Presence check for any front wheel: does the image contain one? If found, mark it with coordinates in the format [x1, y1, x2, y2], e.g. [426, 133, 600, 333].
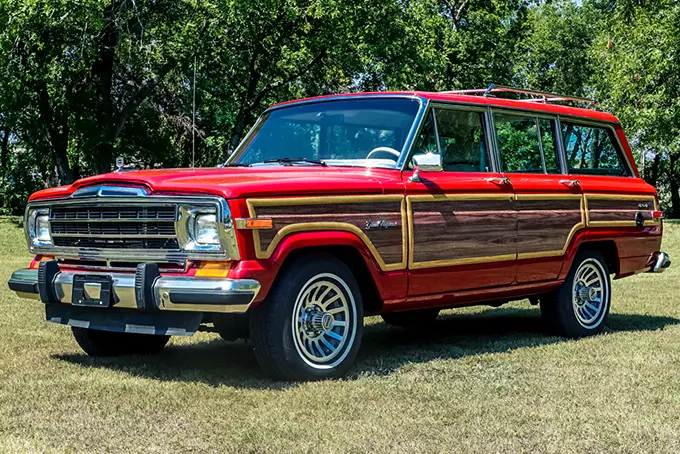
[250, 255, 363, 381]
[540, 250, 611, 337]
[72, 327, 170, 356]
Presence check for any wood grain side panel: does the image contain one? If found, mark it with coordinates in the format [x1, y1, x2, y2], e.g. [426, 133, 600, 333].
[587, 196, 658, 226]
[254, 201, 404, 266]
[516, 198, 583, 255]
[410, 199, 516, 266]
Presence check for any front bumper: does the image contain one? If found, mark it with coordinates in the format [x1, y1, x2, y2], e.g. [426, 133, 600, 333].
[8, 267, 261, 314]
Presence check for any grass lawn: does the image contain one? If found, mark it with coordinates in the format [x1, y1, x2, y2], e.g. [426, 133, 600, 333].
[1, 216, 680, 453]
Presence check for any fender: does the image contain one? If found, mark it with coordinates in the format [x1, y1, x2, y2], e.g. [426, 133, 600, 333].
[558, 226, 662, 280]
[229, 230, 407, 305]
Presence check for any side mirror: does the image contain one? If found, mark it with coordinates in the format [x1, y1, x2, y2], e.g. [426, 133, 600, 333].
[412, 153, 443, 172]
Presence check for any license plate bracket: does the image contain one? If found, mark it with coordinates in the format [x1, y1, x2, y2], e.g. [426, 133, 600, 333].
[71, 275, 113, 308]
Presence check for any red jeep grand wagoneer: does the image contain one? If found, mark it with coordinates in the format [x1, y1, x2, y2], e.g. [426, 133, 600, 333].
[8, 87, 670, 380]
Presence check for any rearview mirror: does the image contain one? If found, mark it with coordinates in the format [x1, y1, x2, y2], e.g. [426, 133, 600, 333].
[412, 153, 443, 172]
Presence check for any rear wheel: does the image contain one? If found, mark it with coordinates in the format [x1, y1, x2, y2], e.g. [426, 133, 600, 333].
[540, 250, 611, 337]
[250, 254, 363, 381]
[382, 308, 440, 328]
[72, 327, 170, 356]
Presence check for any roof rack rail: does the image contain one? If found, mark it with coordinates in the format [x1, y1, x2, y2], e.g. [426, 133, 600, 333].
[442, 84, 599, 107]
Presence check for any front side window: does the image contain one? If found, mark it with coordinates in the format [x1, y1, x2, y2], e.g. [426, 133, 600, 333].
[435, 109, 490, 172]
[561, 122, 630, 176]
[234, 98, 420, 168]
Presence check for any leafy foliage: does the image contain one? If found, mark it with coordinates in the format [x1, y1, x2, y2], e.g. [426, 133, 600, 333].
[1, 0, 680, 215]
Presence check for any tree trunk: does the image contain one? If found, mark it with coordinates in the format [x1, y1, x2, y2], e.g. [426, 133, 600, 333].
[648, 152, 662, 188]
[1, 128, 9, 177]
[226, 109, 253, 160]
[35, 81, 73, 185]
[669, 154, 680, 218]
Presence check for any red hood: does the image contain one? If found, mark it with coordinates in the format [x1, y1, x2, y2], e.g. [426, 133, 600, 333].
[29, 166, 404, 201]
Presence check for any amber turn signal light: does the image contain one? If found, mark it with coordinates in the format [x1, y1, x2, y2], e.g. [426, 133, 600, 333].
[29, 255, 55, 269]
[235, 218, 273, 229]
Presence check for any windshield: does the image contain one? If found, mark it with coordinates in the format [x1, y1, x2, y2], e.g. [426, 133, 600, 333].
[232, 98, 421, 168]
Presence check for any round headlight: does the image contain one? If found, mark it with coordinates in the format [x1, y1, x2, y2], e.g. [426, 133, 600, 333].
[193, 213, 219, 245]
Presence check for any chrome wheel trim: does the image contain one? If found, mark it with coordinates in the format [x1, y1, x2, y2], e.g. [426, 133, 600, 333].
[572, 258, 609, 329]
[291, 273, 357, 370]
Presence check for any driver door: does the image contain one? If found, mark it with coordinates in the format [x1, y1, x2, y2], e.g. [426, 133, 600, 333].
[406, 106, 517, 297]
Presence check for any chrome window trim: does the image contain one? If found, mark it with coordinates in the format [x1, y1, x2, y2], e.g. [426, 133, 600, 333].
[226, 94, 426, 170]
[25, 194, 240, 262]
[554, 116, 569, 174]
[398, 98, 431, 171]
[535, 118, 548, 174]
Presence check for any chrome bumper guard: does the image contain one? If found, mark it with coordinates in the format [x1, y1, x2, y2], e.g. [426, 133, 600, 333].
[651, 252, 671, 273]
[7, 267, 261, 314]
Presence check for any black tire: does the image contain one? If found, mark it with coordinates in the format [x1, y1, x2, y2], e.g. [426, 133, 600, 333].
[249, 254, 364, 381]
[540, 250, 611, 337]
[381, 308, 440, 328]
[214, 314, 250, 341]
[72, 327, 170, 356]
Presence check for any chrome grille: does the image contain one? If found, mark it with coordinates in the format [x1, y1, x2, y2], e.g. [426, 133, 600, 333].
[26, 189, 239, 262]
[49, 204, 179, 251]
[51, 206, 176, 220]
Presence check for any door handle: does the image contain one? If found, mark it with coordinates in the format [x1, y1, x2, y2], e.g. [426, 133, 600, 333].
[559, 179, 580, 188]
[487, 177, 510, 186]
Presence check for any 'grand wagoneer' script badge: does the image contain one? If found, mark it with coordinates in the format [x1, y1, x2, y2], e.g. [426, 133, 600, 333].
[365, 220, 399, 231]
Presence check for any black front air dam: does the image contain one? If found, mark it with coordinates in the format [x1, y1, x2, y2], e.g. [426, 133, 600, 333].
[45, 304, 202, 336]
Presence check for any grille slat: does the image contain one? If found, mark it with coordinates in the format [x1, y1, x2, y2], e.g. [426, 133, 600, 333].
[53, 237, 180, 250]
[50, 205, 179, 251]
[51, 221, 176, 236]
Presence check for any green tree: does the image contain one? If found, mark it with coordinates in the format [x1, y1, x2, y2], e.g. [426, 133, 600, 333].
[0, 0, 203, 184]
[592, 0, 680, 215]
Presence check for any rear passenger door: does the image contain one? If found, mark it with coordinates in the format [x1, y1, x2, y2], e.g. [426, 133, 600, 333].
[492, 111, 584, 282]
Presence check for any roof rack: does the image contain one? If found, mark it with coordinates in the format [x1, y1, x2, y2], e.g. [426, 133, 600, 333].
[443, 84, 599, 107]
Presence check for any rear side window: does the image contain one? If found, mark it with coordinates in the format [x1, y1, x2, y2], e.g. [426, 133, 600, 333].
[538, 119, 560, 173]
[435, 109, 490, 172]
[561, 122, 630, 176]
[494, 114, 562, 174]
[494, 113, 543, 173]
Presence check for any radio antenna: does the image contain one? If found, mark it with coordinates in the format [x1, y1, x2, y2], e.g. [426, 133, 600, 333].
[192, 55, 196, 168]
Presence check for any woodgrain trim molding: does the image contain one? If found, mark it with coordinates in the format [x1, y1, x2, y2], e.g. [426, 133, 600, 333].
[407, 193, 516, 270]
[245, 192, 659, 273]
[516, 193, 585, 260]
[585, 194, 661, 228]
[246, 195, 408, 271]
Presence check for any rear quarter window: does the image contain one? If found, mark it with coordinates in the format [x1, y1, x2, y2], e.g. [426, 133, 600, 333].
[561, 122, 630, 177]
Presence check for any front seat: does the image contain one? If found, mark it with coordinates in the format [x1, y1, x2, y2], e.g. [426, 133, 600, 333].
[443, 142, 478, 172]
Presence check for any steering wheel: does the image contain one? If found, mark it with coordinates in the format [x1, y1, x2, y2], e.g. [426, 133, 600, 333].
[366, 147, 401, 161]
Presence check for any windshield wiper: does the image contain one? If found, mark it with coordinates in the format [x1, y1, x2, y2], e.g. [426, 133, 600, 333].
[263, 157, 327, 166]
[228, 162, 251, 167]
